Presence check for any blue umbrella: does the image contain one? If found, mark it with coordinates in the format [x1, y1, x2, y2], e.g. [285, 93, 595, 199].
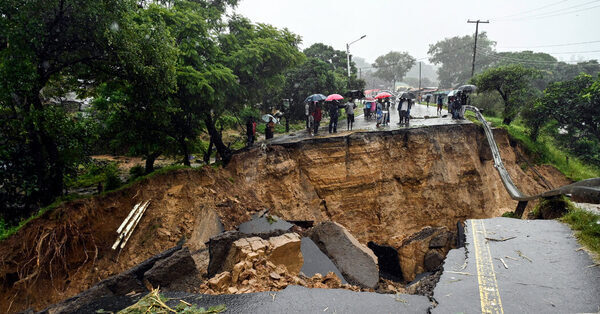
[304, 94, 326, 103]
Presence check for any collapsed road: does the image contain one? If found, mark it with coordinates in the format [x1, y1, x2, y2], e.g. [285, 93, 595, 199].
[1, 105, 599, 313]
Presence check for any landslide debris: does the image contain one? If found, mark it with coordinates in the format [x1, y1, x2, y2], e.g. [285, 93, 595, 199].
[0, 124, 571, 312]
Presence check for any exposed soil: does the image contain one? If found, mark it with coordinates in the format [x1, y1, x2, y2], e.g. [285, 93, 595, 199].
[0, 124, 570, 312]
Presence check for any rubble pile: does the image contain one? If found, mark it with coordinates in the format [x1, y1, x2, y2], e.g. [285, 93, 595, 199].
[199, 233, 363, 294]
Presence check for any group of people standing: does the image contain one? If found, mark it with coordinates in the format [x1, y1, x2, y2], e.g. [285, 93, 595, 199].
[305, 99, 356, 135]
[448, 91, 468, 120]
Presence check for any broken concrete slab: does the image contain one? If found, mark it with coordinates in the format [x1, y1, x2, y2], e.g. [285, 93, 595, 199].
[238, 214, 293, 234]
[42, 245, 184, 313]
[300, 237, 347, 284]
[143, 247, 197, 288]
[308, 222, 379, 289]
[187, 206, 224, 250]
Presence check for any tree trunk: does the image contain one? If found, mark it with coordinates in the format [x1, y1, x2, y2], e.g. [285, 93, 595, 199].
[204, 114, 232, 165]
[145, 151, 161, 174]
[180, 138, 190, 166]
[285, 114, 290, 133]
[204, 137, 213, 164]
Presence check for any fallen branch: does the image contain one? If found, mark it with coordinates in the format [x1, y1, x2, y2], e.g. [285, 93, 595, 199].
[485, 236, 516, 242]
[446, 271, 472, 276]
[516, 250, 533, 263]
[495, 257, 509, 269]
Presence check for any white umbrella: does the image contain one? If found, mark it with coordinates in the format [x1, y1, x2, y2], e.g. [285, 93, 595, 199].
[261, 114, 278, 123]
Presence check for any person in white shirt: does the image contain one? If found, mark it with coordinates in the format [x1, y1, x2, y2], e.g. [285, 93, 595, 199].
[345, 99, 356, 130]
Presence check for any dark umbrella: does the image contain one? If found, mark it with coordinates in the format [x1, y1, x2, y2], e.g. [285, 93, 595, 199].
[304, 94, 327, 103]
[457, 85, 477, 93]
[400, 92, 416, 99]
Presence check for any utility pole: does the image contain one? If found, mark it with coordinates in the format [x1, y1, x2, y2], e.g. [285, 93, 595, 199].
[418, 61, 422, 103]
[346, 35, 367, 89]
[467, 19, 489, 78]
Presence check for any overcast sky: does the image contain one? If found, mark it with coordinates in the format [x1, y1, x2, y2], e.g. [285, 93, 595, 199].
[234, 0, 599, 65]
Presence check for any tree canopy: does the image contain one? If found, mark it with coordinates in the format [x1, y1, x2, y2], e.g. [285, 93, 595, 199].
[372, 51, 415, 90]
[428, 32, 496, 88]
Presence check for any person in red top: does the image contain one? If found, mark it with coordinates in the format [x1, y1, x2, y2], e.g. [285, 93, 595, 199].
[312, 103, 322, 135]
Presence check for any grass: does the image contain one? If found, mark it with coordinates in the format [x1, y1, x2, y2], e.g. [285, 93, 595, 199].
[561, 207, 600, 259]
[468, 112, 600, 181]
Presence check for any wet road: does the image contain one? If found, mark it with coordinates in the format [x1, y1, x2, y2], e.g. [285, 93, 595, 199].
[270, 103, 470, 144]
[433, 218, 600, 313]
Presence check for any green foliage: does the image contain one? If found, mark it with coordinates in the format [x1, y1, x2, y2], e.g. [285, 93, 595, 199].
[118, 288, 226, 313]
[561, 208, 600, 257]
[501, 211, 518, 218]
[485, 116, 600, 181]
[66, 161, 121, 190]
[471, 64, 541, 125]
[129, 165, 146, 181]
[428, 32, 496, 88]
[530, 196, 574, 220]
[372, 51, 416, 89]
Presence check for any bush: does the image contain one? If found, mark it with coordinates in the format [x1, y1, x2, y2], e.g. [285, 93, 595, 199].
[561, 208, 600, 256]
[530, 196, 575, 220]
[129, 165, 145, 181]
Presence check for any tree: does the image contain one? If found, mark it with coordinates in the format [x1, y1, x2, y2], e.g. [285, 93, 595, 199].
[0, 0, 147, 219]
[472, 64, 540, 125]
[372, 51, 415, 90]
[205, 16, 303, 164]
[280, 57, 340, 121]
[534, 73, 600, 165]
[428, 32, 496, 88]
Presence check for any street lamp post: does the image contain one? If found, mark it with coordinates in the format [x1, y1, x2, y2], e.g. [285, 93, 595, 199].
[346, 35, 366, 88]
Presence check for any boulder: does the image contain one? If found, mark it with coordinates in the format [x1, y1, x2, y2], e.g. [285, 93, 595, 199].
[143, 247, 197, 288]
[206, 230, 286, 277]
[267, 233, 303, 275]
[308, 222, 379, 289]
[397, 227, 452, 281]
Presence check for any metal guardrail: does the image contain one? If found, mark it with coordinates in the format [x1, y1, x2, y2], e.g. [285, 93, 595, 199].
[465, 105, 600, 203]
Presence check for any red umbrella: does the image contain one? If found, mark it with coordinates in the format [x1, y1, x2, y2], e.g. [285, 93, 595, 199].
[325, 94, 344, 101]
[375, 92, 392, 99]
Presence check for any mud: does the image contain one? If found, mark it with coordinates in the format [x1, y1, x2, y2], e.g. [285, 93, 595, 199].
[0, 124, 570, 312]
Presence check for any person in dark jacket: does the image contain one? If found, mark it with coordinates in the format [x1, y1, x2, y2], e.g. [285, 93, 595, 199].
[312, 103, 322, 135]
[328, 100, 342, 133]
[266, 117, 275, 139]
[246, 117, 254, 146]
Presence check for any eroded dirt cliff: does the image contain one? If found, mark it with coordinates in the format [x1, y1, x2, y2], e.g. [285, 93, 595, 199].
[0, 124, 569, 312]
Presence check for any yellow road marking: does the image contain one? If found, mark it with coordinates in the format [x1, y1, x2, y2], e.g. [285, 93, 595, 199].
[471, 220, 504, 314]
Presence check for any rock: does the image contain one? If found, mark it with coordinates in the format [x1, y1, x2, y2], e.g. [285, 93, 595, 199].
[188, 207, 224, 250]
[423, 250, 444, 271]
[429, 232, 450, 248]
[227, 287, 238, 294]
[208, 272, 231, 291]
[206, 230, 286, 277]
[231, 262, 245, 283]
[143, 247, 197, 288]
[267, 233, 303, 275]
[308, 222, 379, 289]
[269, 272, 281, 280]
[397, 227, 450, 281]
[300, 238, 347, 284]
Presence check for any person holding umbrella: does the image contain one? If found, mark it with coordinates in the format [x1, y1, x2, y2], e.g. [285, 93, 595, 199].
[265, 117, 275, 139]
[325, 94, 345, 133]
[312, 102, 322, 135]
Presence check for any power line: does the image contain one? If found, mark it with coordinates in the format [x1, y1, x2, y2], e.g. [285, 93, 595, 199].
[498, 0, 599, 20]
[499, 40, 600, 49]
[497, 1, 600, 21]
[476, 47, 596, 64]
[496, 0, 570, 19]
